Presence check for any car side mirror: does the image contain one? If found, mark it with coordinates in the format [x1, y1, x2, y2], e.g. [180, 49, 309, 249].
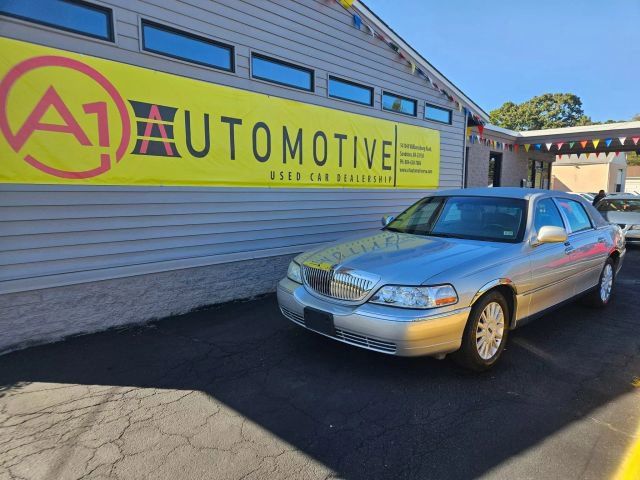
[532, 226, 568, 246]
[381, 215, 395, 227]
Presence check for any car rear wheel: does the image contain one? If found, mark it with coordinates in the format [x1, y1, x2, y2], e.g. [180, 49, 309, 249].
[584, 258, 616, 308]
[452, 291, 509, 371]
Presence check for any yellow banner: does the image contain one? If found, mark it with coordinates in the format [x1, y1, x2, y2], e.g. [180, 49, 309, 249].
[0, 37, 440, 188]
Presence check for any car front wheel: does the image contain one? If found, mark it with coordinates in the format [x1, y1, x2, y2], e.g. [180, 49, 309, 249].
[452, 290, 509, 371]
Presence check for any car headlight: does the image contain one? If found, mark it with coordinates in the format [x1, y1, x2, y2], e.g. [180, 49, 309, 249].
[369, 284, 458, 309]
[287, 261, 303, 284]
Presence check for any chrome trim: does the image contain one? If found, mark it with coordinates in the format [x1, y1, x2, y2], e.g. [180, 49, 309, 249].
[302, 263, 379, 301]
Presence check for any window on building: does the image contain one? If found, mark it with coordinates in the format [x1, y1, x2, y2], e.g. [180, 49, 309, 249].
[425, 103, 452, 124]
[616, 169, 624, 192]
[251, 54, 313, 91]
[328, 76, 373, 106]
[528, 159, 551, 189]
[556, 198, 593, 233]
[488, 152, 502, 187]
[382, 92, 417, 116]
[0, 0, 113, 41]
[141, 21, 234, 71]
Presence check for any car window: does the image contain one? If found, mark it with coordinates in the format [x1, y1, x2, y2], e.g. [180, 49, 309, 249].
[597, 199, 640, 212]
[556, 198, 592, 233]
[386, 196, 526, 242]
[534, 198, 565, 232]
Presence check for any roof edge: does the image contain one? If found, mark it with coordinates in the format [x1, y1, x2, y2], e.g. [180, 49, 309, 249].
[354, 1, 490, 122]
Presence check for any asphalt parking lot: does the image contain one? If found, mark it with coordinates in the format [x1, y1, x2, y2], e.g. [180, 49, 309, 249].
[1, 249, 639, 480]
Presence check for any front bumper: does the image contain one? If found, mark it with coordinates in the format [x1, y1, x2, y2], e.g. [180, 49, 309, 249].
[277, 277, 470, 357]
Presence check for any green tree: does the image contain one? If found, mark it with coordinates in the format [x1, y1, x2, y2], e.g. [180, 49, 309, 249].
[490, 93, 592, 130]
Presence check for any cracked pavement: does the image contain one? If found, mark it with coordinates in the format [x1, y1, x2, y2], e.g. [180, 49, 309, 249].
[1, 249, 639, 479]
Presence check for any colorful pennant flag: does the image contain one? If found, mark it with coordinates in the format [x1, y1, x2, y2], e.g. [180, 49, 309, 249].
[524, 144, 531, 152]
[534, 144, 542, 150]
[545, 143, 553, 151]
[619, 137, 626, 145]
[605, 138, 613, 148]
[569, 141, 575, 149]
[339, 0, 354, 8]
[632, 137, 640, 145]
[556, 142, 564, 150]
[592, 139, 600, 148]
[353, 14, 362, 29]
[580, 140, 588, 149]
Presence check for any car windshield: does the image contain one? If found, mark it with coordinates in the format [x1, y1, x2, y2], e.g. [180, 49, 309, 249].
[385, 196, 526, 242]
[597, 199, 640, 212]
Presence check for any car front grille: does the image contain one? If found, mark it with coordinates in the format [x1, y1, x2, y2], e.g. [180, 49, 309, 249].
[280, 307, 396, 354]
[302, 264, 377, 301]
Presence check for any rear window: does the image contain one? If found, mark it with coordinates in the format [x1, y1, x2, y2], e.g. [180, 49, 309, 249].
[597, 199, 640, 213]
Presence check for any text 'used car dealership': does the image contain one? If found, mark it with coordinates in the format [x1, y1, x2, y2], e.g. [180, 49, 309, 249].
[0, 0, 639, 351]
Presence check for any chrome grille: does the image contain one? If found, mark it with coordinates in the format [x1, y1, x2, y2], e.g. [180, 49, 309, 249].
[335, 328, 397, 353]
[302, 264, 378, 301]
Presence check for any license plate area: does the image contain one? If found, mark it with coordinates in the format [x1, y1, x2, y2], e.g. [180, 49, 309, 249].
[304, 308, 335, 336]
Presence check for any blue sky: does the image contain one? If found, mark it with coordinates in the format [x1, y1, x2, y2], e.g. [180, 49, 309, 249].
[363, 0, 640, 122]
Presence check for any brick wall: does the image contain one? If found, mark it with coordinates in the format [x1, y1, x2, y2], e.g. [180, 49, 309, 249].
[466, 133, 554, 188]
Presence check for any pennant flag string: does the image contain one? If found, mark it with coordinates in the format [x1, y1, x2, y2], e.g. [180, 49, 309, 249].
[331, 0, 485, 124]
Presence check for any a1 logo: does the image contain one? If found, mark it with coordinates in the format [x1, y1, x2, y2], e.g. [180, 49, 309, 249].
[0, 56, 131, 179]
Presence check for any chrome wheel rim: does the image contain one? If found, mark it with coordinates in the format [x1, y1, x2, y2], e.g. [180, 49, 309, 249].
[600, 264, 614, 302]
[476, 302, 505, 360]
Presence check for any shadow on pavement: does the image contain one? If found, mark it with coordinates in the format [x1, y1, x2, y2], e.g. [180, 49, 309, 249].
[1, 249, 639, 479]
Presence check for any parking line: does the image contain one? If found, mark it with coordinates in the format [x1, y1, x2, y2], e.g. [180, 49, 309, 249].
[612, 397, 640, 480]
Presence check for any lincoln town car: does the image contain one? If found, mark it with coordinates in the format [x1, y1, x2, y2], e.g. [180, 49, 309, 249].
[277, 188, 626, 370]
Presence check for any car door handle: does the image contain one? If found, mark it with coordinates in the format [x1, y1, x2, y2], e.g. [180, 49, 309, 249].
[564, 245, 575, 255]
[597, 237, 606, 243]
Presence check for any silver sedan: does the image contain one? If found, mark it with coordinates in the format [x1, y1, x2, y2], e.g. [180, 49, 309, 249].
[277, 188, 626, 370]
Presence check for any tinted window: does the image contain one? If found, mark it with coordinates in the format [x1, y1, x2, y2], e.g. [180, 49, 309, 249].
[425, 103, 452, 124]
[328, 76, 373, 106]
[382, 92, 417, 116]
[142, 21, 233, 71]
[0, 0, 113, 40]
[534, 198, 565, 232]
[557, 198, 592, 233]
[597, 199, 640, 212]
[386, 196, 526, 243]
[252, 54, 313, 91]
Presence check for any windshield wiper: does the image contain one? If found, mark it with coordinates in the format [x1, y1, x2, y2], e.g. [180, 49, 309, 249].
[384, 226, 405, 233]
[426, 232, 467, 239]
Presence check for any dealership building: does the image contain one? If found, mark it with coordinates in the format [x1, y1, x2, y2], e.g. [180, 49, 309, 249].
[1, 0, 639, 351]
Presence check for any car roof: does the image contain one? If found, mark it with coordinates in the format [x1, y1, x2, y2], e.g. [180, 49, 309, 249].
[431, 187, 571, 201]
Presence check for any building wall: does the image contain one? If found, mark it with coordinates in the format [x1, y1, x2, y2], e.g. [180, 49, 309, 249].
[551, 163, 611, 192]
[0, 0, 467, 351]
[466, 129, 553, 188]
[625, 166, 640, 193]
[551, 153, 627, 193]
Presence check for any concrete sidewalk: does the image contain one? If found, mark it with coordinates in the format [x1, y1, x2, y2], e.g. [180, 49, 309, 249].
[1, 250, 640, 480]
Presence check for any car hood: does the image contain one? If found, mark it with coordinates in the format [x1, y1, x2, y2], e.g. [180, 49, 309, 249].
[600, 211, 640, 226]
[296, 230, 504, 285]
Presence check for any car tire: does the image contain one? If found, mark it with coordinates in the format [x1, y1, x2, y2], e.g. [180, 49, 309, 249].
[584, 257, 616, 308]
[452, 290, 510, 372]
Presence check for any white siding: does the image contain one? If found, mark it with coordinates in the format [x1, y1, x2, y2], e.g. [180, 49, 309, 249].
[0, 0, 466, 294]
